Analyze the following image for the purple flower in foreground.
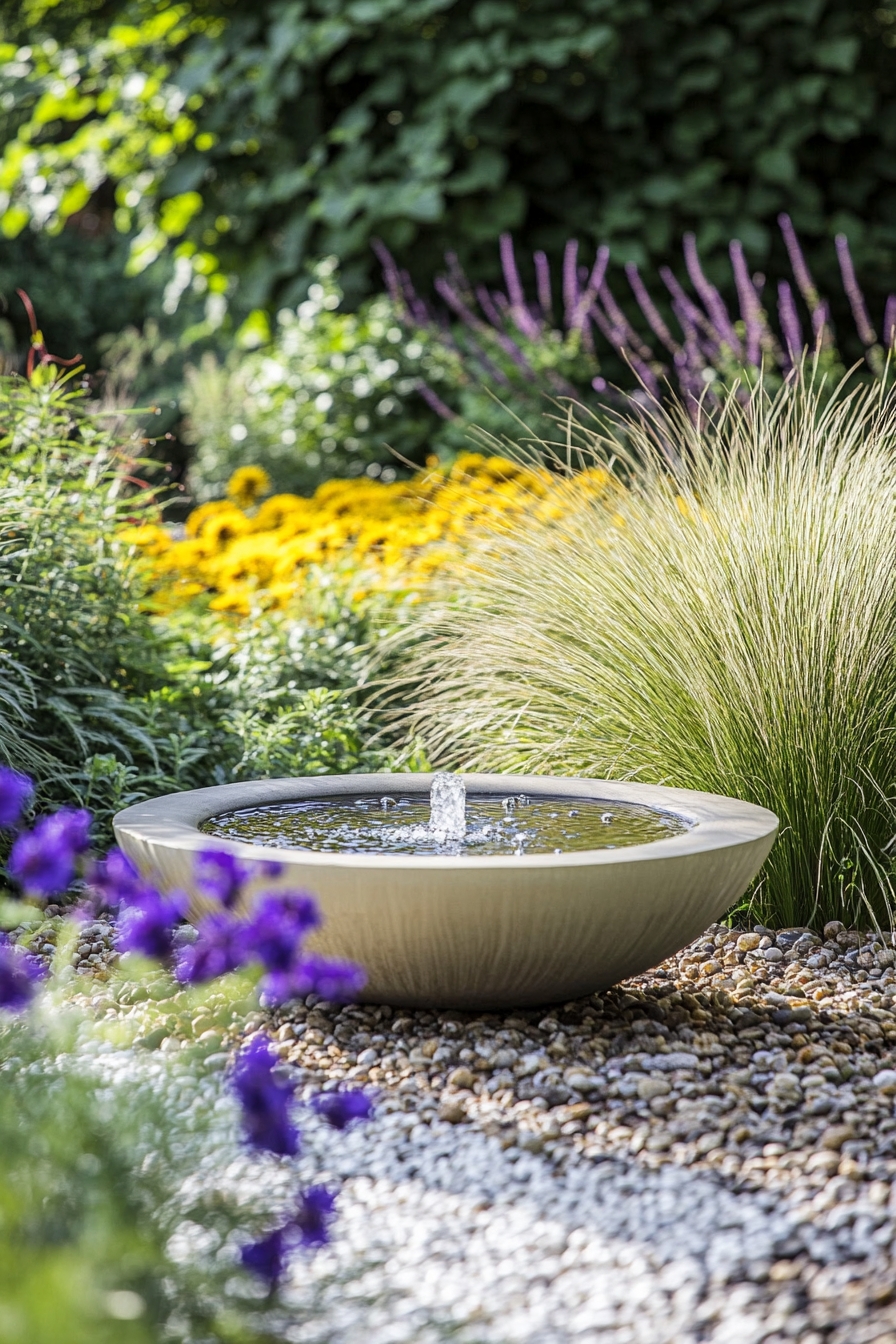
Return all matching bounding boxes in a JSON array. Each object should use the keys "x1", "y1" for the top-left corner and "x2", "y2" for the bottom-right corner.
[
  {"x1": 311, "y1": 1088, "x2": 375, "y2": 1130},
  {"x1": 0, "y1": 939, "x2": 46, "y2": 1010},
  {"x1": 0, "y1": 768, "x2": 33, "y2": 829},
  {"x1": 245, "y1": 891, "x2": 321, "y2": 973},
  {"x1": 116, "y1": 888, "x2": 187, "y2": 961},
  {"x1": 294, "y1": 1185, "x2": 336, "y2": 1247},
  {"x1": 175, "y1": 911, "x2": 250, "y2": 984},
  {"x1": 50, "y1": 807, "x2": 91, "y2": 855},
  {"x1": 231, "y1": 1036, "x2": 299, "y2": 1157},
  {"x1": 261, "y1": 953, "x2": 366, "y2": 1007},
  {"x1": 8, "y1": 808, "x2": 91, "y2": 896},
  {"x1": 239, "y1": 1187, "x2": 338, "y2": 1287},
  {"x1": 86, "y1": 847, "x2": 144, "y2": 910},
  {"x1": 195, "y1": 849, "x2": 252, "y2": 909},
  {"x1": 240, "y1": 1226, "x2": 287, "y2": 1287}
]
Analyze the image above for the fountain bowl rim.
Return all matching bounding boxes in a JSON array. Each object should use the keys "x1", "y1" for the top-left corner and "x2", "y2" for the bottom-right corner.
[{"x1": 113, "y1": 773, "x2": 778, "y2": 870}]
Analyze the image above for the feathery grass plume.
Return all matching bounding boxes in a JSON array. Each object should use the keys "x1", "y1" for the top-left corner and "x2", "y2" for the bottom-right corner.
[{"x1": 397, "y1": 374, "x2": 896, "y2": 930}]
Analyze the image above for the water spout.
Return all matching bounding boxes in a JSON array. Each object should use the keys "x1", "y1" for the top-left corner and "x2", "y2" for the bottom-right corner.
[{"x1": 429, "y1": 772, "x2": 466, "y2": 839}]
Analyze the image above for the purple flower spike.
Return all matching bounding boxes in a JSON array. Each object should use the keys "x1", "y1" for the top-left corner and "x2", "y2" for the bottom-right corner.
[
  {"x1": 311, "y1": 1088, "x2": 375, "y2": 1130},
  {"x1": 0, "y1": 768, "x2": 33, "y2": 829},
  {"x1": 835, "y1": 233, "x2": 877, "y2": 348},
  {"x1": 231, "y1": 1036, "x2": 299, "y2": 1157},
  {"x1": 240, "y1": 1227, "x2": 288, "y2": 1287},
  {"x1": 884, "y1": 294, "x2": 896, "y2": 349},
  {"x1": 294, "y1": 1186, "x2": 336, "y2": 1248},
  {"x1": 195, "y1": 849, "x2": 252, "y2": 909},
  {"x1": 116, "y1": 888, "x2": 187, "y2": 961},
  {"x1": 682, "y1": 233, "x2": 741, "y2": 355},
  {"x1": 777, "y1": 280, "x2": 804, "y2": 366},
  {"x1": 175, "y1": 911, "x2": 250, "y2": 984},
  {"x1": 533, "y1": 250, "x2": 553, "y2": 322},
  {"x1": 777, "y1": 213, "x2": 821, "y2": 313},
  {"x1": 562, "y1": 239, "x2": 579, "y2": 329},
  {"x1": 0, "y1": 939, "x2": 46, "y2": 1011},
  {"x1": 729, "y1": 240, "x2": 764, "y2": 368}
]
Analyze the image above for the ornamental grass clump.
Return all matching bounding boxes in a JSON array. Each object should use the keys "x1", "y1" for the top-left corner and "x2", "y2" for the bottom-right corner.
[{"x1": 400, "y1": 375, "x2": 896, "y2": 931}]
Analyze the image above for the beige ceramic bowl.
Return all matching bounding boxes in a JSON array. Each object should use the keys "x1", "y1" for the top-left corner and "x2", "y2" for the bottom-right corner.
[{"x1": 113, "y1": 774, "x2": 777, "y2": 1010}]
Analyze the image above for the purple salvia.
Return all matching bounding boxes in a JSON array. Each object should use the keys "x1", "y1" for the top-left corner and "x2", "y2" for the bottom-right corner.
[
  {"x1": 625, "y1": 262, "x2": 680, "y2": 355},
  {"x1": 588, "y1": 299, "x2": 625, "y2": 351},
  {"x1": 371, "y1": 238, "x2": 405, "y2": 310},
  {"x1": 729, "y1": 240, "x2": 763, "y2": 368},
  {"x1": 534, "y1": 250, "x2": 553, "y2": 323},
  {"x1": 473, "y1": 285, "x2": 535, "y2": 374},
  {"x1": 445, "y1": 251, "x2": 474, "y2": 301},
  {"x1": 811, "y1": 298, "x2": 830, "y2": 346},
  {"x1": 562, "y1": 240, "x2": 579, "y2": 330},
  {"x1": 475, "y1": 285, "x2": 506, "y2": 329},
  {"x1": 587, "y1": 300, "x2": 658, "y2": 393},
  {"x1": 597, "y1": 278, "x2": 653, "y2": 360},
  {"x1": 416, "y1": 380, "x2": 458, "y2": 420},
  {"x1": 835, "y1": 233, "x2": 877, "y2": 347},
  {"x1": 682, "y1": 233, "x2": 742, "y2": 355},
  {"x1": 499, "y1": 233, "x2": 540, "y2": 338},
  {"x1": 883, "y1": 295, "x2": 896, "y2": 348},
  {"x1": 659, "y1": 267, "x2": 722, "y2": 354},
  {"x1": 570, "y1": 246, "x2": 610, "y2": 332},
  {"x1": 434, "y1": 277, "x2": 489, "y2": 333},
  {"x1": 777, "y1": 280, "x2": 803, "y2": 366},
  {"x1": 777, "y1": 214, "x2": 821, "y2": 313}
]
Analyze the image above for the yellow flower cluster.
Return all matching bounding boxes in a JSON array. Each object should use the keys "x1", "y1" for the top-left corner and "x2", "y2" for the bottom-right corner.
[{"x1": 125, "y1": 453, "x2": 611, "y2": 616}]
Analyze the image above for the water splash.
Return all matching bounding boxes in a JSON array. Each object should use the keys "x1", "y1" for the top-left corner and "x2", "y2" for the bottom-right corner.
[{"x1": 429, "y1": 773, "x2": 466, "y2": 840}]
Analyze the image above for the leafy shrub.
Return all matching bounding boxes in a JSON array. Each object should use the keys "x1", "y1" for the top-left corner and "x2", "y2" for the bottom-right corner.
[
  {"x1": 5, "y1": 0, "x2": 896, "y2": 330},
  {"x1": 181, "y1": 259, "x2": 440, "y2": 497},
  {"x1": 397, "y1": 375, "x2": 896, "y2": 931},
  {"x1": 0, "y1": 373, "x2": 407, "y2": 843},
  {"x1": 0, "y1": 370, "x2": 177, "y2": 826}
]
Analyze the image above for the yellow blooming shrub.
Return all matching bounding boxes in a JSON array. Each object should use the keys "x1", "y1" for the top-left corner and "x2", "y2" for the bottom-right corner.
[{"x1": 125, "y1": 453, "x2": 612, "y2": 616}]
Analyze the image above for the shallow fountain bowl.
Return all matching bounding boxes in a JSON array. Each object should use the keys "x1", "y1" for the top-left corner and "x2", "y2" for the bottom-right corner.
[{"x1": 113, "y1": 774, "x2": 777, "y2": 1010}]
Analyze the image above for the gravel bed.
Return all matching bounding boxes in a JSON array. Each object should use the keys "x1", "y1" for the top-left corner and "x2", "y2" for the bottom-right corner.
[{"x1": 68, "y1": 919, "x2": 896, "y2": 1339}]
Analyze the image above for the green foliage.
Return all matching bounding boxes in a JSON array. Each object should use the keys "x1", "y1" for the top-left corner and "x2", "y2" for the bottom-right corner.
[
  {"x1": 183, "y1": 257, "x2": 440, "y2": 495},
  {"x1": 0, "y1": 970, "x2": 286, "y2": 1343},
  {"x1": 155, "y1": 575, "x2": 411, "y2": 786},
  {"x1": 183, "y1": 256, "x2": 609, "y2": 494},
  {"x1": 0, "y1": 371, "x2": 177, "y2": 824},
  {"x1": 4, "y1": 0, "x2": 896, "y2": 333},
  {"x1": 399, "y1": 375, "x2": 896, "y2": 931},
  {"x1": 0, "y1": 373, "x2": 407, "y2": 844}
]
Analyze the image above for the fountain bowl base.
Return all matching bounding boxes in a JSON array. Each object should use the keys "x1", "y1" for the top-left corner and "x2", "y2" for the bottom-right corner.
[{"x1": 113, "y1": 773, "x2": 777, "y2": 1010}]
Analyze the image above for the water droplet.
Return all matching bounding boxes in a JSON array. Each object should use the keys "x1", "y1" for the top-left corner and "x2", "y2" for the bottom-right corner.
[
  {"x1": 380, "y1": 796, "x2": 397, "y2": 810},
  {"x1": 568, "y1": 809, "x2": 579, "y2": 817},
  {"x1": 554, "y1": 848, "x2": 562, "y2": 854},
  {"x1": 502, "y1": 797, "x2": 516, "y2": 812},
  {"x1": 601, "y1": 812, "x2": 613, "y2": 824}
]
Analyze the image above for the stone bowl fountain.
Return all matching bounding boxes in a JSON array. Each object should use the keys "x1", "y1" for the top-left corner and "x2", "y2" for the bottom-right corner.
[{"x1": 113, "y1": 773, "x2": 777, "y2": 1009}]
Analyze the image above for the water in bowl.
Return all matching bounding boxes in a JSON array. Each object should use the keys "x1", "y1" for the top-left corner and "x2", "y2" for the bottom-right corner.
[{"x1": 201, "y1": 773, "x2": 689, "y2": 857}]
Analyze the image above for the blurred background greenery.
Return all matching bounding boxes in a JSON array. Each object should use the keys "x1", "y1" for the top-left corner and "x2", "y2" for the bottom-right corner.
[{"x1": 3, "y1": 0, "x2": 896, "y2": 483}]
